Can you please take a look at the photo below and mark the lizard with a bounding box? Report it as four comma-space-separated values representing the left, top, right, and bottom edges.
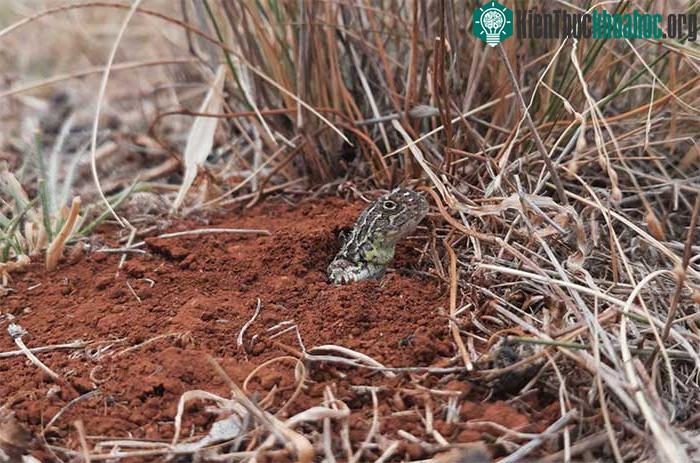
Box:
327, 188, 429, 284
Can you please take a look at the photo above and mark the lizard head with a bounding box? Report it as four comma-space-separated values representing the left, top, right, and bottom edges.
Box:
373, 188, 429, 244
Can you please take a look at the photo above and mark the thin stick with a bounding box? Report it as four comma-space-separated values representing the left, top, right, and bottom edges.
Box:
510, 336, 695, 360
540, 432, 609, 463
499, 410, 578, 463
151, 228, 271, 241
374, 441, 400, 463
74, 420, 92, 463
237, 298, 262, 348
90, 1, 144, 227
445, 240, 473, 370
349, 387, 380, 463
43, 391, 100, 462
117, 221, 136, 272
652, 193, 700, 361
0, 340, 87, 358
7, 323, 61, 382
116, 332, 184, 357
496, 44, 568, 206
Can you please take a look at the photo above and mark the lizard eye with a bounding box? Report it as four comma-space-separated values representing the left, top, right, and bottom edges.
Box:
383, 200, 397, 210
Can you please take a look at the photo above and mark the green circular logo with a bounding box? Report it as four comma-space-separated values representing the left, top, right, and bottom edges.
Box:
473, 1, 514, 47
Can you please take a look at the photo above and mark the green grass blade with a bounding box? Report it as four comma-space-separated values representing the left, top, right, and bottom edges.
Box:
78, 182, 138, 237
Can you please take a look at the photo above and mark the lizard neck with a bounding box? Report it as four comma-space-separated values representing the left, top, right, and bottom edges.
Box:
363, 237, 396, 265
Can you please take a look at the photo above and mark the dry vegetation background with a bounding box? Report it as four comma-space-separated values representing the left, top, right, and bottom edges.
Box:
1, 0, 700, 461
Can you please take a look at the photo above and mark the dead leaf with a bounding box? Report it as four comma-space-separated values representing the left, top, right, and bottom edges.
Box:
172, 65, 226, 211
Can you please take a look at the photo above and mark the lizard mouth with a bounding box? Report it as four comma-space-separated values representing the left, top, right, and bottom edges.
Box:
386, 215, 425, 242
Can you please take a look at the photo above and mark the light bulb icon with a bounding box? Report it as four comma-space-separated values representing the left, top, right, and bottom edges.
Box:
472, 1, 512, 46
481, 7, 507, 46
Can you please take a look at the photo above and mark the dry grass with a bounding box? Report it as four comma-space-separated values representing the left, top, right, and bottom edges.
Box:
1, 0, 700, 461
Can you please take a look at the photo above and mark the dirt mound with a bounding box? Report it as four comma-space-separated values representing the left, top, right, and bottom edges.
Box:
1, 197, 555, 461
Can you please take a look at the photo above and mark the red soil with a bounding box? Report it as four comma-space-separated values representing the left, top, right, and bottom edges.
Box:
1, 197, 555, 461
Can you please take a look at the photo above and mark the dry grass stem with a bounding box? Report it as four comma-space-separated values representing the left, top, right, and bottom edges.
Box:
45, 196, 81, 271
7, 323, 61, 382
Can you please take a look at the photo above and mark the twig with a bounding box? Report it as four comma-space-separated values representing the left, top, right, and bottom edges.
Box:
89, 0, 142, 227
619, 271, 689, 462
7, 323, 61, 381
654, 193, 700, 357
237, 298, 262, 348
444, 240, 473, 370
374, 441, 400, 463
303, 351, 466, 374
0, 340, 87, 358
509, 336, 695, 360
349, 387, 380, 463
499, 410, 578, 463
43, 390, 100, 462
74, 420, 92, 463
117, 220, 136, 272
115, 332, 184, 357
307, 345, 397, 378
138, 228, 271, 246
540, 431, 609, 463
125, 280, 141, 303
496, 44, 568, 206
96, 247, 146, 254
